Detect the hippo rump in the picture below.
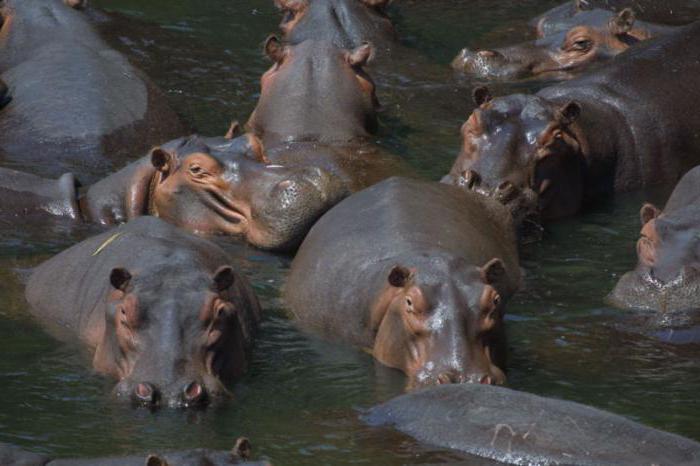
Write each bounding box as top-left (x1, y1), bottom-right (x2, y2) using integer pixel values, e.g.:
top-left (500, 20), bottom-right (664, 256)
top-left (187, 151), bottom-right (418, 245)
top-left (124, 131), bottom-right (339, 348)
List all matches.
top-left (363, 384), bottom-right (700, 466)
top-left (0, 0), bottom-right (184, 181)
top-left (452, 7), bottom-right (675, 80)
top-left (25, 217), bottom-right (261, 407)
top-left (0, 132), bottom-right (346, 250)
top-left (285, 177), bottom-right (521, 388)
top-left (246, 36), bottom-right (408, 193)
top-left (443, 23), bottom-right (700, 225)
top-left (609, 166), bottom-right (700, 314)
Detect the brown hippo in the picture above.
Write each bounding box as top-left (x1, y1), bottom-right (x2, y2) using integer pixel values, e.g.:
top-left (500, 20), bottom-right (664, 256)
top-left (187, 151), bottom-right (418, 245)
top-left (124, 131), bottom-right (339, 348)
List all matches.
top-left (609, 166), bottom-right (700, 313)
top-left (0, 133), bottom-right (347, 250)
top-left (285, 177), bottom-right (521, 388)
top-left (25, 217), bottom-right (261, 408)
top-left (246, 36), bottom-right (407, 192)
top-left (364, 384), bottom-right (700, 466)
top-left (0, 0), bottom-right (184, 181)
top-left (452, 8), bottom-right (675, 80)
top-left (443, 23), bottom-right (700, 224)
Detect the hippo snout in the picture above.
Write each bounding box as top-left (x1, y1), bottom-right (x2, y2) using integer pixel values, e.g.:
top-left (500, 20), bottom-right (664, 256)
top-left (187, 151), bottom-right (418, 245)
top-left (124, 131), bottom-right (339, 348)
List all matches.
top-left (435, 367), bottom-right (506, 386)
top-left (452, 48), bottom-right (508, 73)
top-left (119, 379), bottom-right (211, 409)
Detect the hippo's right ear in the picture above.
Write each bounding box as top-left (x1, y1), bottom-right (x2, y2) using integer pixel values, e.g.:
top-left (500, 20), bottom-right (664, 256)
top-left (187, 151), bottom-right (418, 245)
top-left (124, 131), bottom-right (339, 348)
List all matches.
top-left (64, 0), bottom-right (87, 10)
top-left (556, 101), bottom-right (581, 126)
top-left (264, 35), bottom-right (285, 63)
top-left (145, 455), bottom-right (169, 466)
top-left (232, 437), bottom-right (252, 459)
top-left (151, 148), bottom-right (175, 174)
top-left (610, 8), bottom-right (636, 35)
top-left (110, 268), bottom-right (132, 291)
top-left (246, 134), bottom-right (270, 164)
top-left (347, 43), bottom-right (374, 67)
top-left (274, 0), bottom-right (307, 11)
top-left (225, 121), bottom-right (241, 140)
top-left (640, 203), bottom-right (661, 225)
top-left (211, 266), bottom-right (236, 293)
top-left (388, 265), bottom-right (412, 288)
top-left (480, 258), bottom-right (506, 285)
top-left (472, 87), bottom-right (492, 107)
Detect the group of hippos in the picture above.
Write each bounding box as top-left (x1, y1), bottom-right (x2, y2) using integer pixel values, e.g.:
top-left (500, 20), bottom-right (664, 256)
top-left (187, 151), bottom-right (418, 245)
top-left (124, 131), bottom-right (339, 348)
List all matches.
top-left (2, 0), bottom-right (700, 464)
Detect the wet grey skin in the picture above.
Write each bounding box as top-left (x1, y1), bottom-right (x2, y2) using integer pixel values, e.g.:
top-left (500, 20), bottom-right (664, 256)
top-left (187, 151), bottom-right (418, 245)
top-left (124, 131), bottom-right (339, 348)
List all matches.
top-left (25, 217), bottom-right (262, 409)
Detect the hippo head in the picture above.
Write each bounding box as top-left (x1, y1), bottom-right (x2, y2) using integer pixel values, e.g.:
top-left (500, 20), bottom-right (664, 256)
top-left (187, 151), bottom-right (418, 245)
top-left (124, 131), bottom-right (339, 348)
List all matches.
top-left (246, 36), bottom-right (379, 144)
top-left (443, 89), bottom-right (584, 222)
top-left (149, 133), bottom-right (348, 251)
top-left (94, 265), bottom-right (258, 408)
top-left (453, 9), bottom-right (642, 80)
top-left (371, 256), bottom-right (508, 389)
top-left (274, 0), bottom-right (394, 49)
top-left (609, 204), bottom-right (700, 312)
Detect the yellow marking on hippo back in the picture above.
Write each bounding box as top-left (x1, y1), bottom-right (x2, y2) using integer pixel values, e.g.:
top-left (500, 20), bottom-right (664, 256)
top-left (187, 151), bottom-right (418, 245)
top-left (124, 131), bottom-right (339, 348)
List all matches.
top-left (92, 232), bottom-right (123, 256)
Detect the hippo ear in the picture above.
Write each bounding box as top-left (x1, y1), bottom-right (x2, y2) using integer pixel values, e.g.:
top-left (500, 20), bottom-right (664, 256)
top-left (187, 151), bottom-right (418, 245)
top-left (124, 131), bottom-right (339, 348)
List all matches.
top-left (145, 455), bottom-right (169, 466)
top-left (245, 134), bottom-right (270, 164)
top-left (264, 35), bottom-right (285, 63)
top-left (480, 258), bottom-right (506, 285)
top-left (556, 101), bottom-right (581, 126)
top-left (574, 0), bottom-right (585, 11)
top-left (274, 0), bottom-right (307, 11)
top-left (359, 0), bottom-right (391, 9)
top-left (110, 268), bottom-right (132, 291)
top-left (640, 202), bottom-right (661, 225)
top-left (224, 121), bottom-right (241, 140)
top-left (232, 437), bottom-right (252, 459)
top-left (212, 266), bottom-right (236, 293)
top-left (151, 147), bottom-right (175, 174)
top-left (346, 43), bottom-right (374, 67)
top-left (610, 8), bottom-right (636, 35)
top-left (472, 87), bottom-right (492, 107)
top-left (63, 0), bottom-right (87, 10)
top-left (388, 265), bottom-right (412, 288)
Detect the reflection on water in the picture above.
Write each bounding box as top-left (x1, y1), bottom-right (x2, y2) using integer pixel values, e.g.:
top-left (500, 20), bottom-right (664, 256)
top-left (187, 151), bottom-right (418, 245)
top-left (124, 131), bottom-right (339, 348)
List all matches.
top-left (0, 0), bottom-right (698, 464)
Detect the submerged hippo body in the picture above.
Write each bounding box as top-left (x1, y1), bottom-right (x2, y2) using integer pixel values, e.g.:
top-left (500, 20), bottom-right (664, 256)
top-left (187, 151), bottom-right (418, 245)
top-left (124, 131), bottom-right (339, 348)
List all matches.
top-left (285, 177), bottom-right (521, 388)
top-left (0, 133), bottom-right (345, 250)
top-left (247, 37), bottom-right (407, 192)
top-left (25, 217), bottom-right (261, 407)
top-left (453, 8), bottom-right (674, 80)
top-left (364, 384), bottom-right (700, 466)
top-left (443, 23), bottom-right (700, 223)
top-left (609, 166), bottom-right (700, 313)
top-left (0, 0), bottom-right (184, 181)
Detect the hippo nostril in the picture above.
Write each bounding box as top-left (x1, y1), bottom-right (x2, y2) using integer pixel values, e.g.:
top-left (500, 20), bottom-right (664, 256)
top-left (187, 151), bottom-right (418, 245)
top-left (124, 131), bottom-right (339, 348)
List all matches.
top-left (133, 382), bottom-right (158, 405)
top-left (459, 170), bottom-right (480, 190)
top-left (183, 381), bottom-right (207, 406)
top-left (495, 181), bottom-right (519, 204)
top-left (477, 50), bottom-right (498, 58)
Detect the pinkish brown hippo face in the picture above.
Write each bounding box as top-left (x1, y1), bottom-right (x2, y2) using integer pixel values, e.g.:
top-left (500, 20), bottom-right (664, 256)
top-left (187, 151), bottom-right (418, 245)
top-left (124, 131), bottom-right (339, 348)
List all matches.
top-left (371, 257), bottom-right (509, 389)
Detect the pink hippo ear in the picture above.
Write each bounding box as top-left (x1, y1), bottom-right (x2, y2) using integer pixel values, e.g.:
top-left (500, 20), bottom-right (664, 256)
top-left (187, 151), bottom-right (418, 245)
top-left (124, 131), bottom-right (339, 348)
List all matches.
top-left (640, 202), bottom-right (661, 225)
top-left (63, 0), bottom-right (87, 10)
top-left (480, 258), bottom-right (506, 285)
top-left (232, 437), bottom-right (252, 459)
top-left (274, 0), bottom-right (308, 11)
top-left (110, 268), bottom-right (132, 291)
top-left (264, 35), bottom-right (286, 63)
top-left (556, 101), bottom-right (581, 126)
top-left (360, 0), bottom-right (392, 9)
top-left (212, 266), bottom-right (236, 293)
top-left (387, 265), bottom-right (412, 288)
top-left (224, 120), bottom-right (241, 140)
top-left (610, 8), bottom-right (636, 35)
top-left (346, 42), bottom-right (374, 67)
top-left (150, 147), bottom-right (176, 175)
top-left (245, 134), bottom-right (270, 164)
top-left (472, 86), bottom-right (493, 107)
top-left (145, 454), bottom-right (169, 466)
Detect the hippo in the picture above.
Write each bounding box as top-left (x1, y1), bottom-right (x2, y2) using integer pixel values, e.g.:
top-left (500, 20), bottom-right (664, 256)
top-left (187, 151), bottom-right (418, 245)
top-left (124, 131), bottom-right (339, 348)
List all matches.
top-left (364, 384), bottom-right (700, 466)
top-left (609, 166), bottom-right (700, 313)
top-left (0, 77), bottom-right (8, 108)
top-left (452, 8), bottom-right (675, 80)
top-left (285, 177), bottom-right (521, 388)
top-left (25, 217), bottom-right (261, 408)
top-left (246, 36), bottom-right (408, 192)
top-left (0, 0), bottom-right (184, 181)
top-left (0, 132), bottom-right (346, 250)
top-left (0, 439), bottom-right (269, 466)
top-left (443, 23), bottom-right (700, 224)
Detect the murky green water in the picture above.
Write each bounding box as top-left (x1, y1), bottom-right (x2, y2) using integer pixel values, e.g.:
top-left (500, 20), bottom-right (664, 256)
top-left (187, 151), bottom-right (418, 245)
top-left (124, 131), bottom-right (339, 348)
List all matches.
top-left (1, 1), bottom-right (699, 464)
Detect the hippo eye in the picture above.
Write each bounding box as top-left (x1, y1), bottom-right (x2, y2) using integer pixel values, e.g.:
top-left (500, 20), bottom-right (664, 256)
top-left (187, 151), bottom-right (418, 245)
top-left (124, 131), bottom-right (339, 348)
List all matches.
top-left (493, 294), bottom-right (501, 307)
top-left (570, 39), bottom-right (592, 52)
top-left (405, 297), bottom-right (413, 310)
top-left (189, 164), bottom-right (210, 178)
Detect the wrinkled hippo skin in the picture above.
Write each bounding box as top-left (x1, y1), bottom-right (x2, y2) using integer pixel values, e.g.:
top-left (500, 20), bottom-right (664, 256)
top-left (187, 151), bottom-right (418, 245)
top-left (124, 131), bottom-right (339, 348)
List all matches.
top-left (247, 37), bottom-right (408, 192)
top-left (443, 23), bottom-right (700, 223)
top-left (0, 0), bottom-right (184, 181)
top-left (285, 177), bottom-right (521, 389)
top-left (453, 8), bottom-right (675, 80)
top-left (25, 217), bottom-right (261, 408)
top-left (364, 384), bottom-right (700, 466)
top-left (609, 166), bottom-right (700, 313)
top-left (0, 133), bottom-right (346, 250)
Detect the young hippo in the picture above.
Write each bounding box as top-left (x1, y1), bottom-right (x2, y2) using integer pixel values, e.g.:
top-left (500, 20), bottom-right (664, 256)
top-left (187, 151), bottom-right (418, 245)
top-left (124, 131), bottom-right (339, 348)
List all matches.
top-left (608, 166), bottom-right (700, 313)
top-left (0, 132), bottom-right (347, 250)
top-left (25, 217), bottom-right (261, 408)
top-left (452, 8), bottom-right (675, 80)
top-left (0, 0), bottom-right (184, 180)
top-left (443, 23), bottom-right (700, 224)
top-left (246, 37), bottom-right (408, 192)
top-left (285, 177), bottom-right (521, 388)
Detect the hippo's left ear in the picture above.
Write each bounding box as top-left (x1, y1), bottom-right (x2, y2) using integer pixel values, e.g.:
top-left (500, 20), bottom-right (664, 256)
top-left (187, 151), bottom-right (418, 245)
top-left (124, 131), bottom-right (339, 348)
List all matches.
top-left (346, 43), bottom-right (374, 67)
top-left (224, 121), bottom-right (241, 140)
top-left (360, 0), bottom-right (392, 9)
top-left (145, 454), bottom-right (169, 466)
top-left (64, 0), bottom-right (87, 10)
top-left (610, 8), bottom-right (636, 35)
top-left (556, 101), bottom-right (581, 126)
top-left (110, 268), bottom-right (132, 291)
top-left (232, 437), bottom-right (252, 459)
top-left (274, 0), bottom-right (307, 11)
top-left (640, 203), bottom-right (661, 225)
top-left (151, 147), bottom-right (176, 174)
top-left (264, 35), bottom-right (285, 63)
top-left (480, 258), bottom-right (506, 285)
top-left (472, 86), bottom-right (493, 107)
top-left (211, 266), bottom-right (236, 293)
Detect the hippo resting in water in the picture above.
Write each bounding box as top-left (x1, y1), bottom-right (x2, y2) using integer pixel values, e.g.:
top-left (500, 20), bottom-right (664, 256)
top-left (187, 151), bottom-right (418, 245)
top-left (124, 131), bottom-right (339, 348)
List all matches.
top-left (0, 438), bottom-right (268, 465)
top-left (246, 36), bottom-right (409, 193)
top-left (25, 217), bottom-right (261, 408)
top-left (0, 0), bottom-right (184, 181)
top-left (443, 22), bottom-right (700, 225)
top-left (364, 384), bottom-right (700, 466)
top-left (452, 7), bottom-right (675, 80)
top-left (609, 166), bottom-right (700, 313)
top-left (285, 177), bottom-right (521, 388)
top-left (0, 132), bottom-right (346, 250)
